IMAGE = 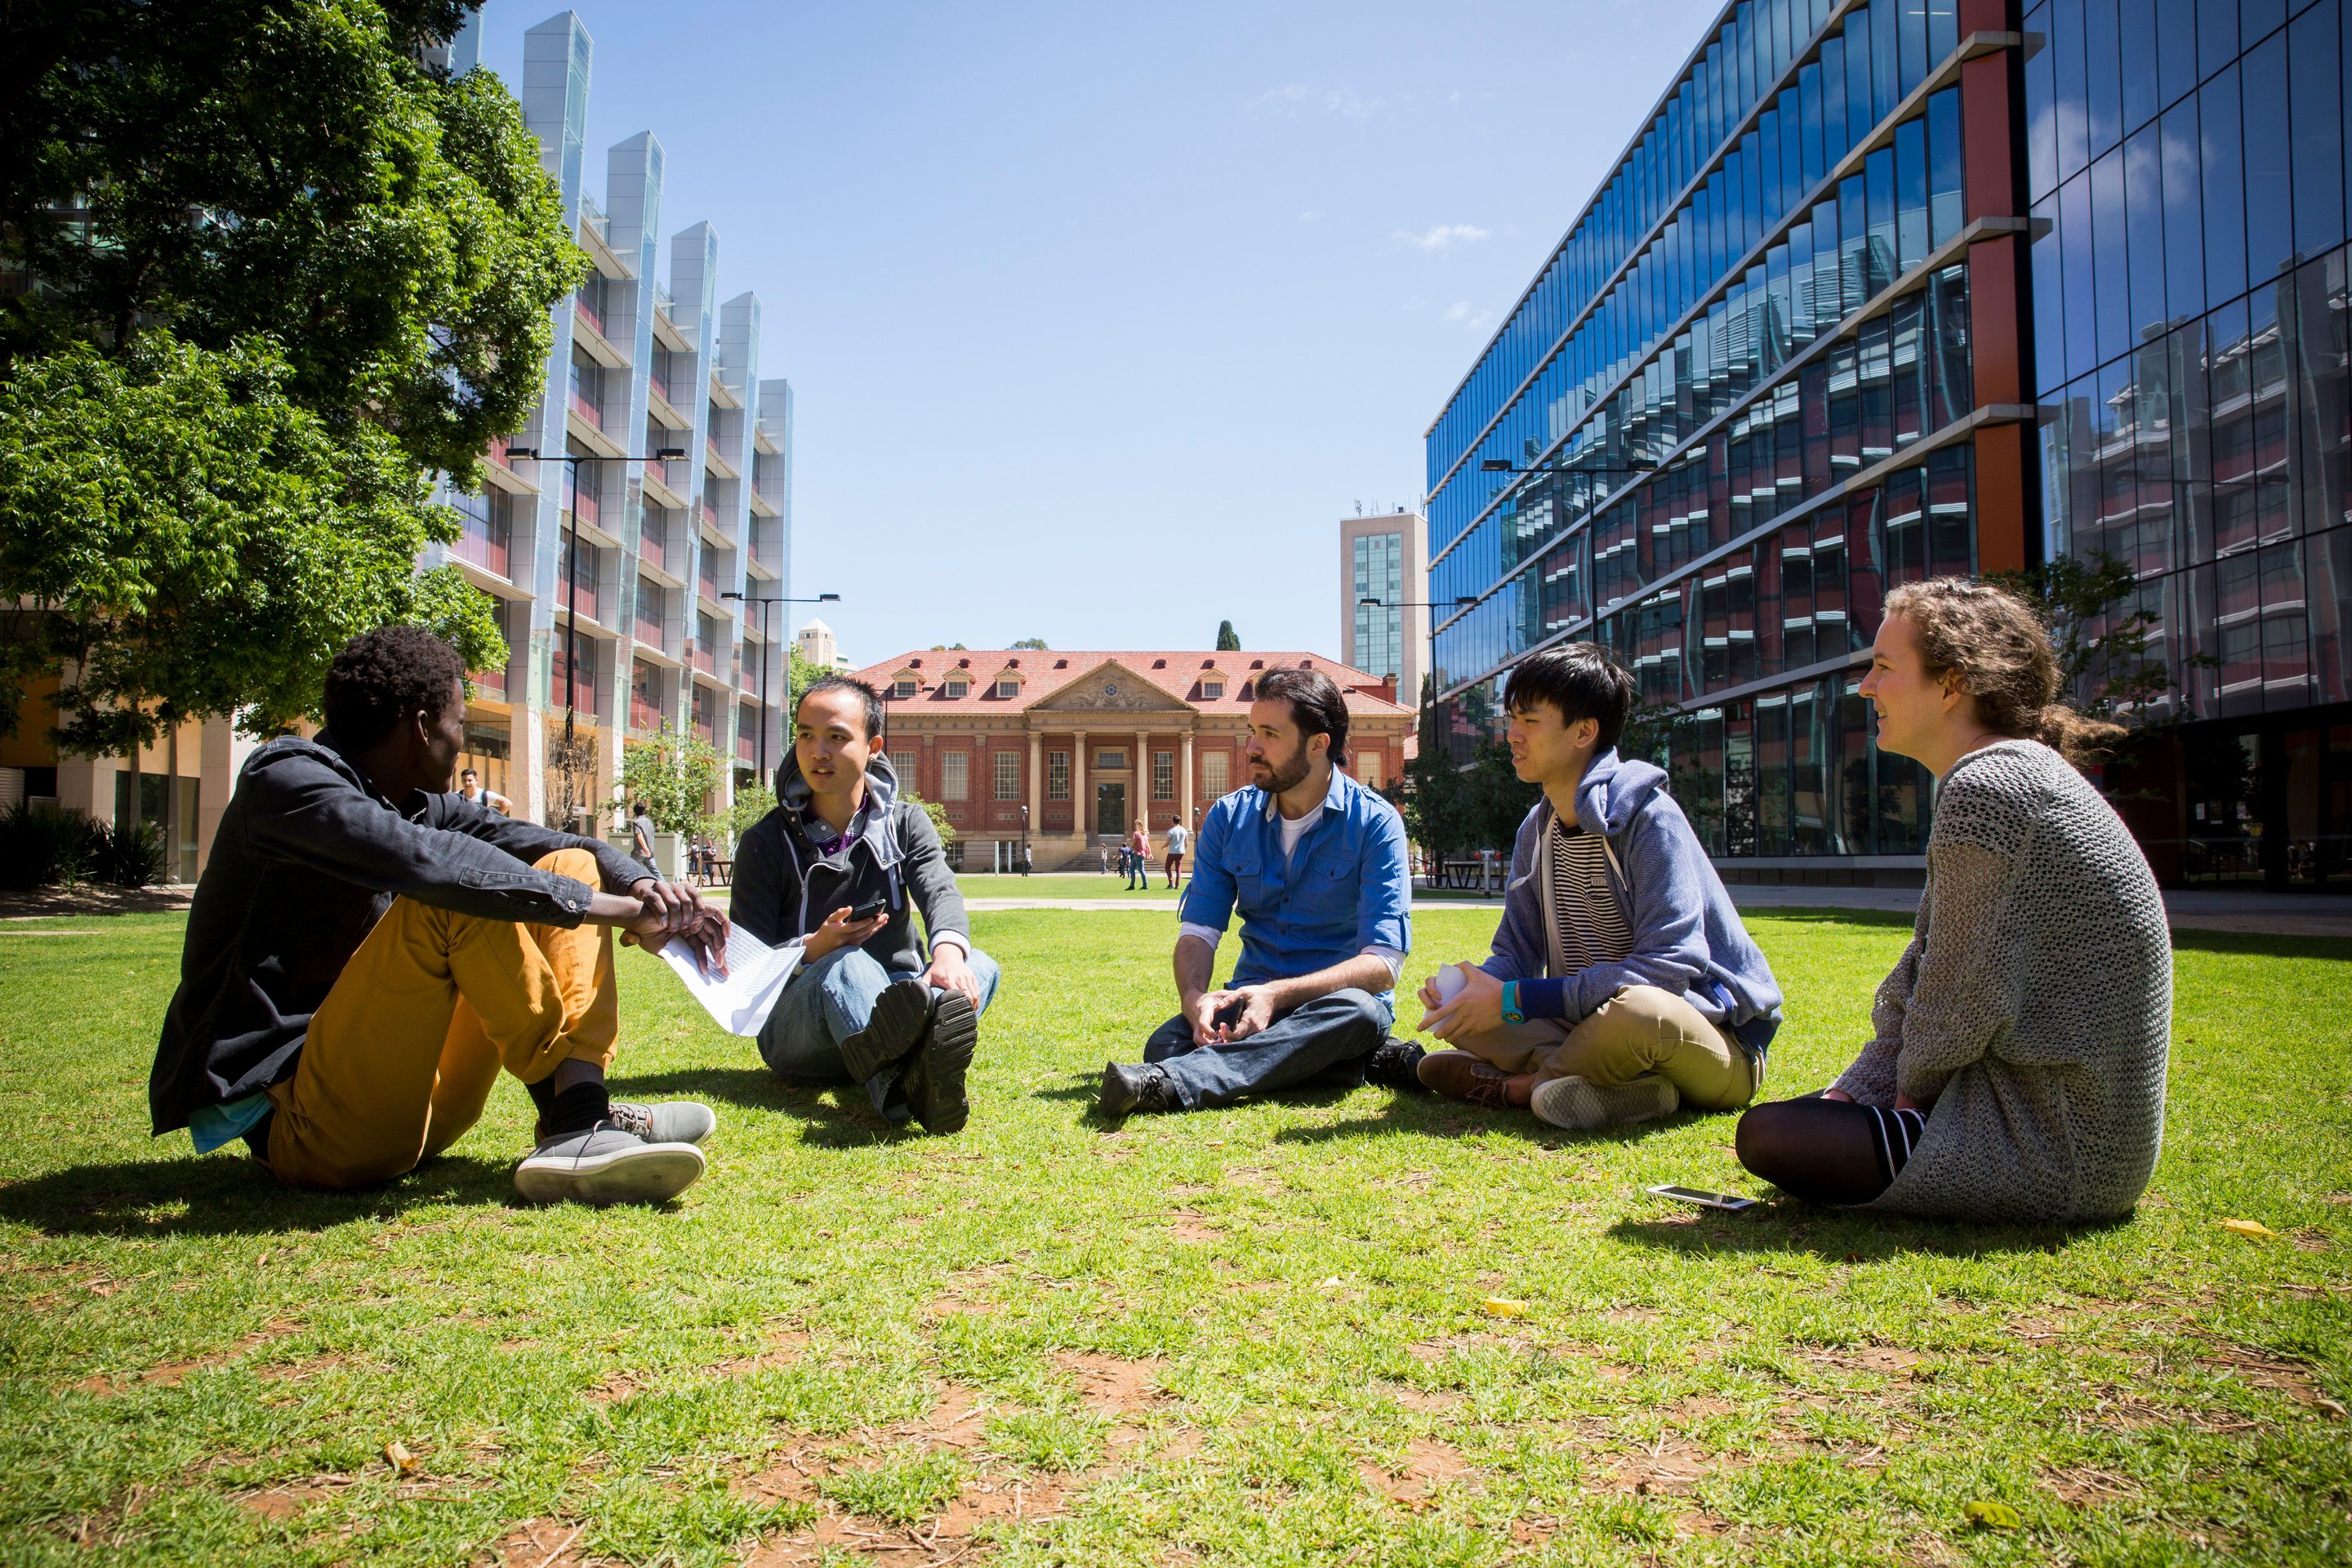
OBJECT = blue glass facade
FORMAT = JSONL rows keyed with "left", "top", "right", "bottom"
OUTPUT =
{"left": 1425, "top": 0, "right": 2352, "bottom": 884}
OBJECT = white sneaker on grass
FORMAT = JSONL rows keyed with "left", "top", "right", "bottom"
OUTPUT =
{"left": 514, "top": 1123, "right": 705, "bottom": 1205}
{"left": 1529, "top": 1074, "right": 1680, "bottom": 1132}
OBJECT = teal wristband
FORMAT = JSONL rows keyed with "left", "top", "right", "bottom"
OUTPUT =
{"left": 1501, "top": 980, "right": 1525, "bottom": 1027}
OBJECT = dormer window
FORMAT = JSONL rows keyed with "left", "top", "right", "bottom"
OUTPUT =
{"left": 942, "top": 675, "right": 970, "bottom": 697}
{"left": 1200, "top": 677, "right": 1226, "bottom": 700}
{"left": 890, "top": 671, "right": 920, "bottom": 700}
{"left": 993, "top": 675, "right": 1021, "bottom": 698}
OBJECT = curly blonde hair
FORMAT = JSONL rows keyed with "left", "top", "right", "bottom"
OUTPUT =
{"left": 1880, "top": 577, "right": 2125, "bottom": 768}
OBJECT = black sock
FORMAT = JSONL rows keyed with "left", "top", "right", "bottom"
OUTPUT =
{"left": 242, "top": 1108, "right": 274, "bottom": 1164}
{"left": 539, "top": 1080, "right": 611, "bottom": 1138}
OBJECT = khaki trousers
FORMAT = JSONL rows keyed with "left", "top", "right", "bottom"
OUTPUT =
{"left": 262, "top": 849, "right": 618, "bottom": 1188}
{"left": 1447, "top": 983, "right": 1757, "bottom": 1112}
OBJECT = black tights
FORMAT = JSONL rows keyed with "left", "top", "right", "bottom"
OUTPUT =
{"left": 1735, "top": 1094, "right": 1929, "bottom": 1206}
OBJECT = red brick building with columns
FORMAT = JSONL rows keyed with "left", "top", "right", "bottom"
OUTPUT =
{"left": 846, "top": 650, "right": 1416, "bottom": 871}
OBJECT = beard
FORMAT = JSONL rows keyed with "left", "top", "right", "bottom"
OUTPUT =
{"left": 1252, "top": 744, "right": 1312, "bottom": 796}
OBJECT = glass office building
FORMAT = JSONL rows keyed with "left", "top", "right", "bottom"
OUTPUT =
{"left": 1424, "top": 0, "right": 2352, "bottom": 886}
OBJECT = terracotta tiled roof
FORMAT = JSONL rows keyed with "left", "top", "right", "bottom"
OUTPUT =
{"left": 847, "top": 650, "right": 1412, "bottom": 717}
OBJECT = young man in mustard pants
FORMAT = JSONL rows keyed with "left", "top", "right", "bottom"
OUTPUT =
{"left": 150, "top": 627, "right": 730, "bottom": 1204}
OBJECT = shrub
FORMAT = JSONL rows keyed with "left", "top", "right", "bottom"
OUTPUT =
{"left": 96, "top": 819, "right": 167, "bottom": 887}
{"left": 0, "top": 803, "right": 103, "bottom": 890}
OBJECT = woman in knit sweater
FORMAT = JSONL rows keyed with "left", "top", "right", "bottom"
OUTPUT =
{"left": 1735, "top": 579, "right": 2172, "bottom": 1223}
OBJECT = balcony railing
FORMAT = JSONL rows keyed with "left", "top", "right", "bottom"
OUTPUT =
{"left": 697, "top": 498, "right": 717, "bottom": 530}
{"left": 470, "top": 664, "right": 507, "bottom": 698}
{"left": 630, "top": 695, "right": 662, "bottom": 734}
{"left": 639, "top": 524, "right": 670, "bottom": 573}
{"left": 570, "top": 390, "right": 603, "bottom": 430}
{"left": 576, "top": 293, "right": 606, "bottom": 338}
{"left": 560, "top": 577, "right": 600, "bottom": 619}
{"left": 698, "top": 564, "right": 720, "bottom": 603}
{"left": 689, "top": 642, "right": 715, "bottom": 675}
{"left": 737, "top": 733, "right": 757, "bottom": 764}
{"left": 648, "top": 368, "right": 670, "bottom": 405}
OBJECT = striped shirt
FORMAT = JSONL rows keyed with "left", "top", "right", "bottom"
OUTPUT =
{"left": 1547, "top": 816, "right": 1631, "bottom": 976}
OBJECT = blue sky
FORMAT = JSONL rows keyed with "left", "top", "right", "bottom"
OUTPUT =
{"left": 476, "top": 0, "right": 1721, "bottom": 667}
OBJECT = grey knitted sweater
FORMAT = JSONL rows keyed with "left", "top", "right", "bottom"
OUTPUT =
{"left": 1832, "top": 740, "right": 2172, "bottom": 1223}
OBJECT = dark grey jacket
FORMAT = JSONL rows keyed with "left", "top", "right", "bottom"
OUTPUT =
{"left": 149, "top": 732, "right": 646, "bottom": 1134}
{"left": 732, "top": 752, "right": 967, "bottom": 975}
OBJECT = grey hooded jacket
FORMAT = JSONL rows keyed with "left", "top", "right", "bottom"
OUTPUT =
{"left": 730, "top": 751, "right": 967, "bottom": 973}
{"left": 1479, "top": 748, "right": 1783, "bottom": 1056}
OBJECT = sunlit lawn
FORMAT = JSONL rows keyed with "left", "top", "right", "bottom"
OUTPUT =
{"left": 0, "top": 906, "right": 2346, "bottom": 1566}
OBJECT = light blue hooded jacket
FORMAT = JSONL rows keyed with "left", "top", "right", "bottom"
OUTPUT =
{"left": 1479, "top": 747, "right": 1784, "bottom": 1058}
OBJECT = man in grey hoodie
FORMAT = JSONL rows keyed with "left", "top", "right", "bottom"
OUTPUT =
{"left": 1415, "top": 643, "right": 1782, "bottom": 1131}
{"left": 732, "top": 676, "right": 996, "bottom": 1134}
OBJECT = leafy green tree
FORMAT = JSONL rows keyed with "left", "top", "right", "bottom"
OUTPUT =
{"left": 902, "top": 787, "right": 955, "bottom": 847}
{"left": 621, "top": 724, "right": 724, "bottom": 837}
{"left": 1989, "top": 552, "right": 2184, "bottom": 726}
{"left": 1215, "top": 621, "right": 1241, "bottom": 652}
{"left": 1009, "top": 637, "right": 1049, "bottom": 650}
{"left": 0, "top": 0, "right": 580, "bottom": 752}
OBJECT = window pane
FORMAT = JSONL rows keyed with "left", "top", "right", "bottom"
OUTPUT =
{"left": 2126, "top": 125, "right": 2167, "bottom": 353}
{"left": 2240, "top": 33, "right": 2292, "bottom": 287}
{"left": 2202, "top": 65, "right": 2247, "bottom": 308}
{"left": 2054, "top": 0, "right": 2091, "bottom": 180}
{"left": 2120, "top": 0, "right": 2158, "bottom": 135}
{"left": 1929, "top": 88, "right": 1963, "bottom": 247}
{"left": 2156, "top": 0, "right": 2198, "bottom": 108}
{"left": 2291, "top": 0, "right": 2344, "bottom": 260}
{"left": 2034, "top": 195, "right": 2069, "bottom": 394}
{"left": 2026, "top": 4, "right": 2060, "bottom": 201}
{"left": 2197, "top": 0, "right": 2237, "bottom": 82}
{"left": 2162, "top": 98, "right": 2206, "bottom": 319}
{"left": 2084, "top": 0, "right": 2123, "bottom": 158}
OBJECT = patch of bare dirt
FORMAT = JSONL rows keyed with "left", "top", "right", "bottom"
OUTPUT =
{"left": 1797, "top": 1343, "right": 1923, "bottom": 1377}
{"left": 72, "top": 1320, "right": 306, "bottom": 1396}
{"left": 711, "top": 1328, "right": 810, "bottom": 1376}
{"left": 2047, "top": 1465, "right": 2143, "bottom": 1505}
{"left": 1361, "top": 1438, "right": 1478, "bottom": 1510}
{"left": 1603, "top": 1305, "right": 1662, "bottom": 1324}
{"left": 1222, "top": 1165, "right": 1280, "bottom": 1193}
{"left": 236, "top": 1481, "right": 339, "bottom": 1522}
{"left": 1594, "top": 1438, "right": 1719, "bottom": 1496}
{"left": 584, "top": 1371, "right": 640, "bottom": 1405}
{"left": 2197, "top": 1341, "right": 2338, "bottom": 1412}
{"left": 1162, "top": 1211, "right": 1221, "bottom": 1244}
{"left": 489, "top": 1517, "right": 596, "bottom": 1566}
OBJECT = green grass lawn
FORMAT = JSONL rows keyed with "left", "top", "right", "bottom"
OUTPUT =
{"left": 0, "top": 908, "right": 2347, "bottom": 1566}
{"left": 954, "top": 874, "right": 1184, "bottom": 901}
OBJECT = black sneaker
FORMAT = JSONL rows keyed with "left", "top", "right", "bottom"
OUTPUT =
{"left": 840, "top": 978, "right": 934, "bottom": 1084}
{"left": 514, "top": 1122, "right": 705, "bottom": 1205}
{"left": 1363, "top": 1036, "right": 1428, "bottom": 1092}
{"left": 1097, "top": 1061, "right": 1182, "bottom": 1116}
{"left": 901, "top": 990, "right": 978, "bottom": 1135}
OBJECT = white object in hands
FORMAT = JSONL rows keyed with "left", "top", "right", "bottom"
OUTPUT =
{"left": 661, "top": 924, "right": 802, "bottom": 1036}
{"left": 1431, "top": 962, "right": 1470, "bottom": 1003}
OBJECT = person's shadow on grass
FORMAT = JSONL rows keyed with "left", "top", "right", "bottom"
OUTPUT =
{"left": 1606, "top": 1205, "right": 2133, "bottom": 1260}
{"left": 0, "top": 1151, "right": 522, "bottom": 1238}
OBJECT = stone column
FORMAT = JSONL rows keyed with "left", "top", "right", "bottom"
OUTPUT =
{"left": 1027, "top": 728, "right": 1042, "bottom": 844}
{"left": 1134, "top": 728, "right": 1149, "bottom": 829}
{"left": 1072, "top": 729, "right": 1089, "bottom": 844}
{"left": 1180, "top": 730, "right": 1194, "bottom": 826}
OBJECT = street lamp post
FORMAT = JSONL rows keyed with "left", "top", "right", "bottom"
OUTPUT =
{"left": 719, "top": 590, "right": 842, "bottom": 786}
{"left": 503, "top": 445, "right": 687, "bottom": 753}
{"left": 1359, "top": 594, "right": 1477, "bottom": 710}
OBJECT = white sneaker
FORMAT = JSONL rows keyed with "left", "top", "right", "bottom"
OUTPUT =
{"left": 1530, "top": 1074, "right": 1680, "bottom": 1131}
{"left": 607, "top": 1100, "right": 717, "bottom": 1145}
{"left": 514, "top": 1122, "right": 706, "bottom": 1205}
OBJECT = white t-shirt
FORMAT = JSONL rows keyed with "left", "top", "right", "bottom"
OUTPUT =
{"left": 1165, "top": 824, "right": 1190, "bottom": 855}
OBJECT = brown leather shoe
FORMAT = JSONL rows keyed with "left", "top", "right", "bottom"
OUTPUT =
{"left": 1415, "top": 1049, "right": 1513, "bottom": 1108}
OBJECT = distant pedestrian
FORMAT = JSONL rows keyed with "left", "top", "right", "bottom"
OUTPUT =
{"left": 1126, "top": 818, "right": 1149, "bottom": 889}
{"left": 630, "top": 802, "right": 657, "bottom": 875}
{"left": 1164, "top": 815, "right": 1190, "bottom": 888}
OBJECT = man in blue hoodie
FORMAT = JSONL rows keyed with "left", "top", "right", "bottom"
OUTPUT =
{"left": 1415, "top": 643, "right": 1782, "bottom": 1132}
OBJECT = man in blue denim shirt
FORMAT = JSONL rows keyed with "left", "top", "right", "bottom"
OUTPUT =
{"left": 1098, "top": 668, "right": 1414, "bottom": 1115}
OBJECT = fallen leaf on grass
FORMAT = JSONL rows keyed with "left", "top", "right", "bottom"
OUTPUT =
{"left": 2221, "top": 1218, "right": 2279, "bottom": 1238}
{"left": 1963, "top": 1500, "right": 2020, "bottom": 1529}
{"left": 1481, "top": 1298, "right": 1528, "bottom": 1318}
{"left": 1317, "top": 1276, "right": 1344, "bottom": 1290}
{"left": 2316, "top": 1396, "right": 2348, "bottom": 1419}
{"left": 383, "top": 1441, "right": 418, "bottom": 1476}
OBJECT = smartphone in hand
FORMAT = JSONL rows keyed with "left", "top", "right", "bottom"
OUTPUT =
{"left": 849, "top": 898, "right": 888, "bottom": 924}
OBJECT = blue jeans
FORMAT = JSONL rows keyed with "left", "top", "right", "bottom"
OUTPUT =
{"left": 758, "top": 945, "right": 1000, "bottom": 1118}
{"left": 1142, "top": 987, "right": 1392, "bottom": 1110}
{"left": 1125, "top": 851, "right": 1147, "bottom": 889}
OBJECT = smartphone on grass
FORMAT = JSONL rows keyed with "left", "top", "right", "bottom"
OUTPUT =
{"left": 1646, "top": 1184, "right": 1758, "bottom": 1213}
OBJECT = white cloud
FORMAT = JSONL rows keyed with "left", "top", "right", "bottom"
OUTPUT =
{"left": 1257, "top": 84, "right": 1390, "bottom": 121}
{"left": 1399, "top": 223, "right": 1491, "bottom": 253}
{"left": 1440, "top": 301, "right": 1494, "bottom": 332}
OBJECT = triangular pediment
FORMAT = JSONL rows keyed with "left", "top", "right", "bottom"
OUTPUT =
{"left": 1032, "top": 660, "right": 1192, "bottom": 713}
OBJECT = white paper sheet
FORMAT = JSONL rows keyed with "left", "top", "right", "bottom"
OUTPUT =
{"left": 660, "top": 923, "right": 802, "bottom": 1036}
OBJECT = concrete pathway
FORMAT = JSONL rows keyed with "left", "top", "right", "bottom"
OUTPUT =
{"left": 969, "top": 885, "right": 2352, "bottom": 938}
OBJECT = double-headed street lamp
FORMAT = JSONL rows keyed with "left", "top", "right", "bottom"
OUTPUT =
{"left": 720, "top": 590, "right": 841, "bottom": 786}
{"left": 503, "top": 443, "right": 685, "bottom": 754}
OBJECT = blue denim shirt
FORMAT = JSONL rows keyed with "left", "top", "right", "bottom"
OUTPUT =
{"left": 1178, "top": 768, "right": 1411, "bottom": 995}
